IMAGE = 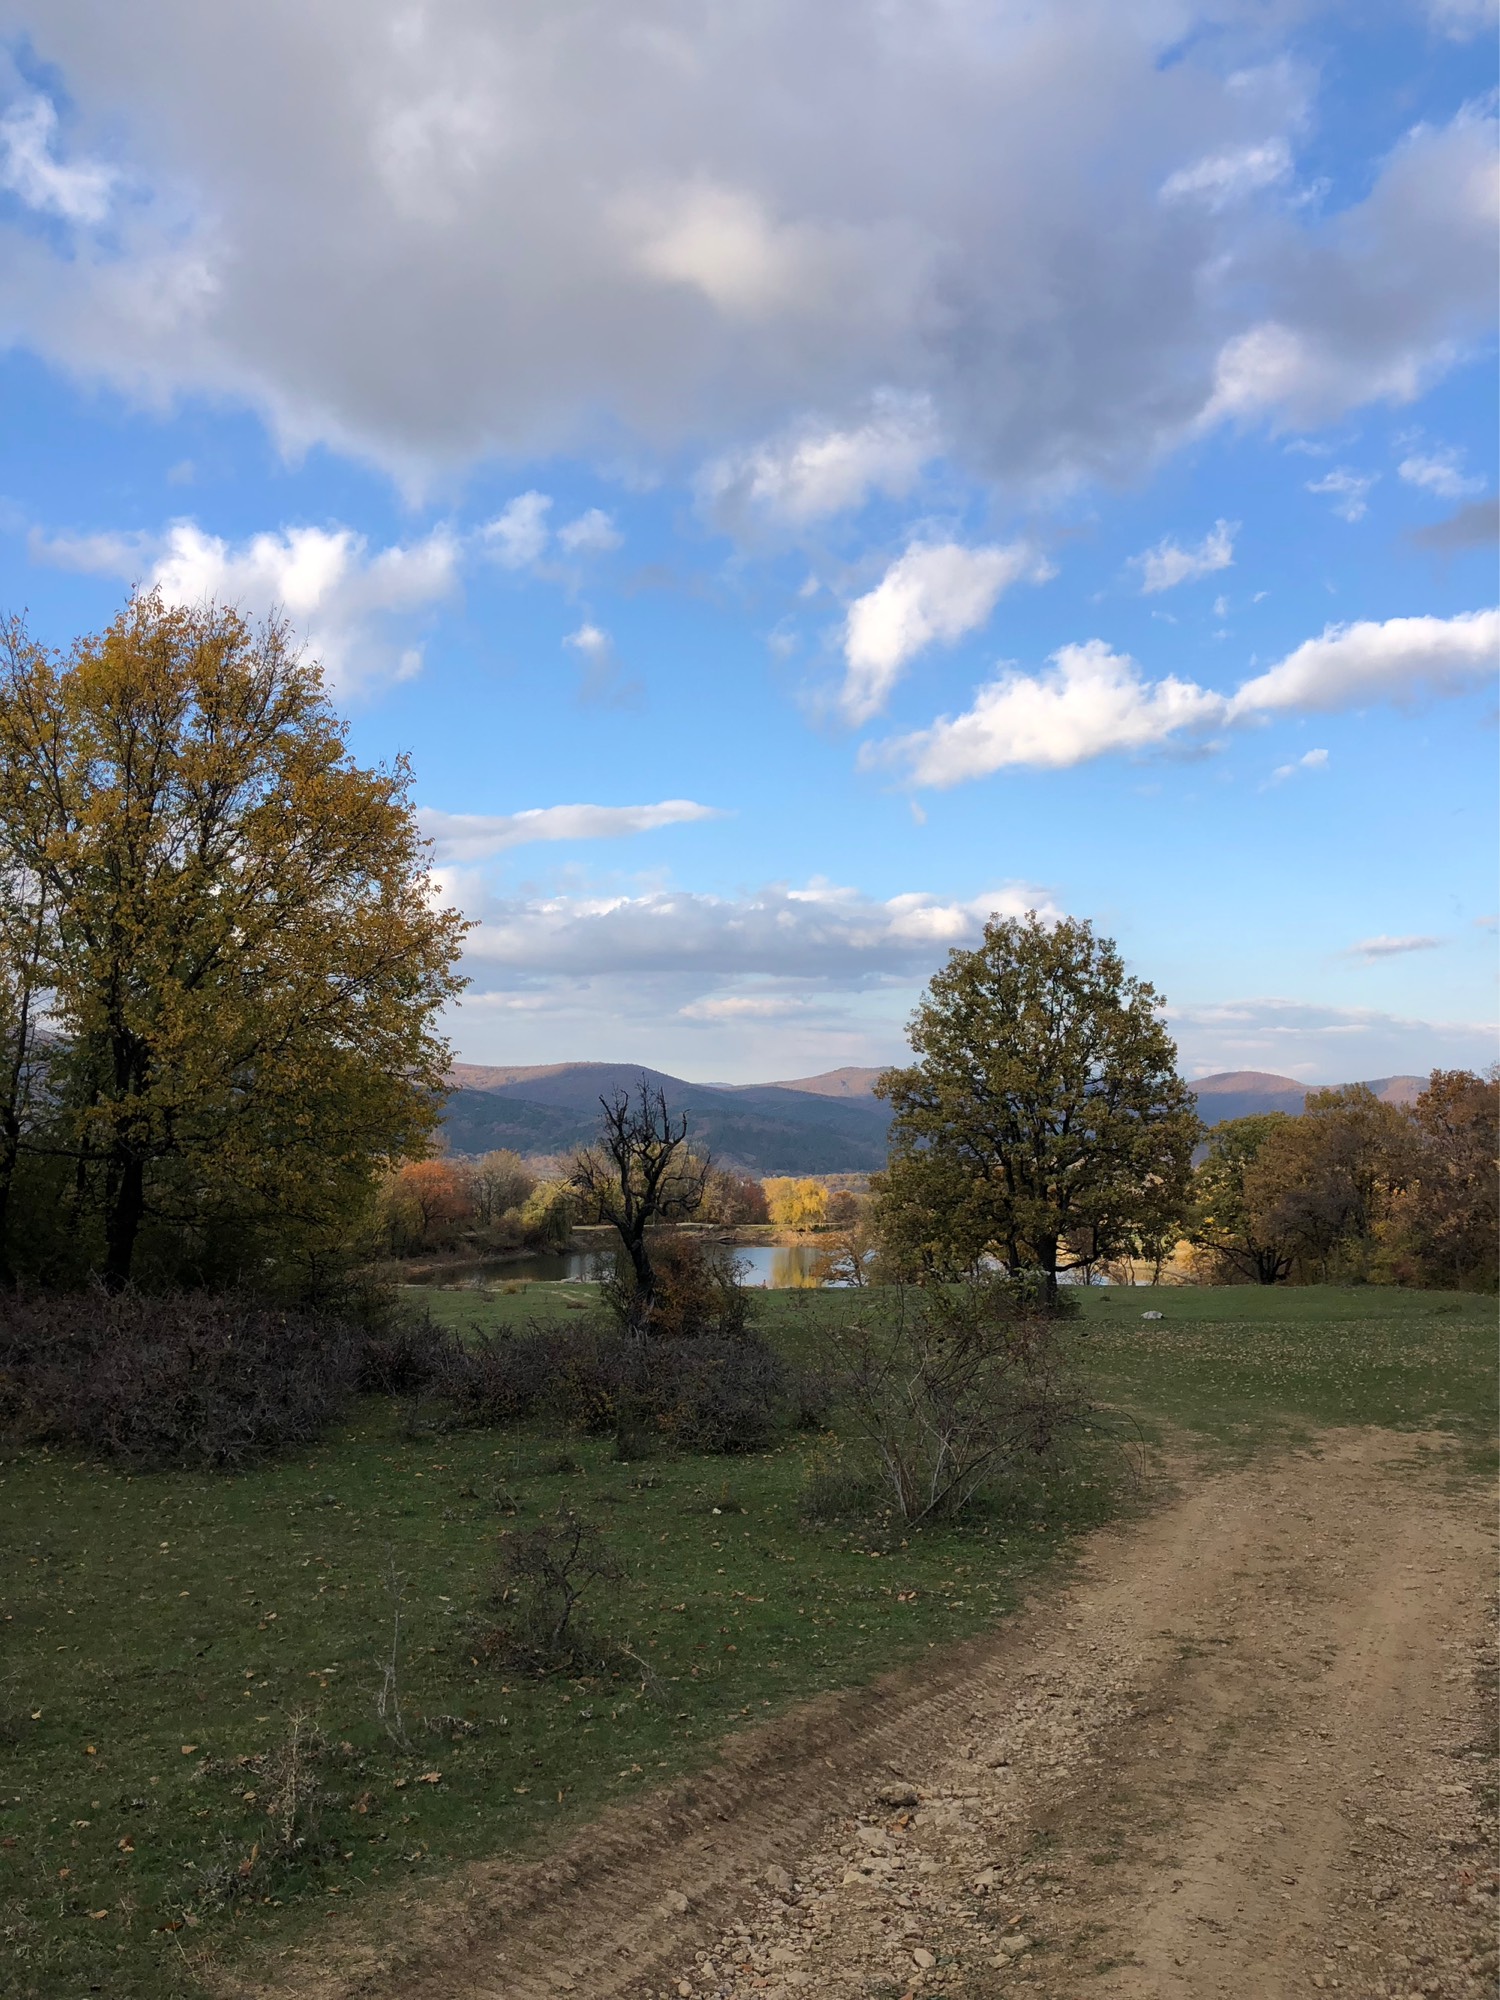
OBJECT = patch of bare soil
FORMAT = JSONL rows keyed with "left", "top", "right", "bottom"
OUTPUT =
{"left": 231, "top": 1430, "right": 1497, "bottom": 2000}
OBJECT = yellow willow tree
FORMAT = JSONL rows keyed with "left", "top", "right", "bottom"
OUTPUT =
{"left": 0, "top": 594, "right": 468, "bottom": 1289}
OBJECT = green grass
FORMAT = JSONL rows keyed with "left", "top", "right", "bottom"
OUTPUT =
{"left": 0, "top": 1279, "right": 1493, "bottom": 1997}
{"left": 1073, "top": 1282, "right": 1497, "bottom": 1463}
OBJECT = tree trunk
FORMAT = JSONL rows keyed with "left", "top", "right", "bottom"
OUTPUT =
{"left": 103, "top": 1148, "right": 145, "bottom": 1291}
{"left": 1037, "top": 1236, "right": 1060, "bottom": 1305}
{"left": 622, "top": 1223, "right": 655, "bottom": 1334}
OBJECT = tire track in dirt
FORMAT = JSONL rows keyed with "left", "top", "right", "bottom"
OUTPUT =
{"left": 226, "top": 1430, "right": 1496, "bottom": 2000}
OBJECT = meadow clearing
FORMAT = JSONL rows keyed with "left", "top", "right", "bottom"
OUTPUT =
{"left": 0, "top": 1282, "right": 1494, "bottom": 1999}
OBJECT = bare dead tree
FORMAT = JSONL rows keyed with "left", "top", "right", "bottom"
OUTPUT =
{"left": 569, "top": 1075, "right": 710, "bottom": 1334}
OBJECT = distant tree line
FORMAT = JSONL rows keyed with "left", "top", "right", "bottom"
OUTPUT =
{"left": 1189, "top": 1071, "right": 1497, "bottom": 1290}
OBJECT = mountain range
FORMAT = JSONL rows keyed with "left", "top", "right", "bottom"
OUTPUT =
{"left": 440, "top": 1063, "right": 1426, "bottom": 1176}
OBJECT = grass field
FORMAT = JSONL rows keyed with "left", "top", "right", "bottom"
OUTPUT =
{"left": 1, "top": 1280, "right": 1493, "bottom": 1997}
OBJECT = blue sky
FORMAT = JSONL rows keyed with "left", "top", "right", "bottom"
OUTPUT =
{"left": 0, "top": 0, "right": 1495, "bottom": 1083}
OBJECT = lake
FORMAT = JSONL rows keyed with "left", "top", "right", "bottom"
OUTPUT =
{"left": 404, "top": 1242, "right": 851, "bottom": 1290}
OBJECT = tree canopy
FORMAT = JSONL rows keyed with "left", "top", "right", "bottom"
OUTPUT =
{"left": 1192, "top": 1071, "right": 1497, "bottom": 1289}
{"left": 874, "top": 913, "right": 1199, "bottom": 1295}
{"left": 0, "top": 593, "right": 468, "bottom": 1289}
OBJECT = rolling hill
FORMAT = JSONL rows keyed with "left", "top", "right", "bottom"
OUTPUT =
{"left": 440, "top": 1062, "right": 893, "bottom": 1173}
{"left": 438, "top": 1062, "right": 1428, "bottom": 1173}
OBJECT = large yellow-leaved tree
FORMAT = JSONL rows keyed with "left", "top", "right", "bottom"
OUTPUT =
{"left": 0, "top": 593, "right": 468, "bottom": 1289}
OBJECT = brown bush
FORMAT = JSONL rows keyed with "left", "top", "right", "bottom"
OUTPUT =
{"left": 0, "top": 1289, "right": 365, "bottom": 1468}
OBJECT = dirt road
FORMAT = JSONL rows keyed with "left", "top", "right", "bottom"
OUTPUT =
{"left": 255, "top": 1431, "right": 1496, "bottom": 2000}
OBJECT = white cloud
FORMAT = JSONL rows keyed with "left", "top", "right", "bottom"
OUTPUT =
{"left": 873, "top": 606, "right": 1498, "bottom": 784}
{"left": 1306, "top": 468, "right": 1377, "bottom": 521}
{"left": 678, "top": 993, "right": 825, "bottom": 1022}
{"left": 1398, "top": 447, "right": 1486, "bottom": 501}
{"left": 32, "top": 516, "right": 460, "bottom": 690}
{"left": 3, "top": 15, "right": 1490, "bottom": 493}
{"left": 874, "top": 639, "right": 1227, "bottom": 787}
{"left": 1426, "top": 0, "right": 1499, "bottom": 37}
{"left": 563, "top": 620, "right": 639, "bottom": 707}
{"left": 481, "top": 491, "right": 552, "bottom": 568}
{"left": 841, "top": 540, "right": 1050, "bottom": 724}
{"left": 1160, "top": 138, "right": 1292, "bottom": 210}
{"left": 1131, "top": 519, "right": 1237, "bottom": 593}
{"left": 1267, "top": 746, "right": 1328, "bottom": 784}
{"left": 1169, "top": 994, "right": 1495, "bottom": 1079}
{"left": 1199, "top": 106, "right": 1498, "bottom": 436}
{"left": 452, "top": 876, "right": 1058, "bottom": 982}
{"left": 557, "top": 508, "right": 622, "bottom": 554}
{"left": 1347, "top": 934, "right": 1443, "bottom": 959}
{"left": 0, "top": 93, "right": 114, "bottom": 224}
{"left": 700, "top": 392, "right": 938, "bottom": 529}
{"left": 418, "top": 799, "right": 721, "bottom": 864}
{"left": 565, "top": 621, "right": 608, "bottom": 660}
{"left": 1228, "top": 607, "right": 1500, "bottom": 715}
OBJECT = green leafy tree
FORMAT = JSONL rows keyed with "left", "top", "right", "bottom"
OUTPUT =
{"left": 1190, "top": 1113, "right": 1299, "bottom": 1284}
{"left": 0, "top": 594, "right": 468, "bottom": 1289}
{"left": 874, "top": 913, "right": 1199, "bottom": 1299}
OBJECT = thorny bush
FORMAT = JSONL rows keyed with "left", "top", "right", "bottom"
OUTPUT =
{"left": 479, "top": 1511, "right": 625, "bottom": 1673}
{"left": 814, "top": 1277, "right": 1084, "bottom": 1525}
{"left": 0, "top": 1289, "right": 366, "bottom": 1468}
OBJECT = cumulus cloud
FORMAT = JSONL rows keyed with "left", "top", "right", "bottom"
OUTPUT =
{"left": 873, "top": 640, "right": 1227, "bottom": 786}
{"left": 1131, "top": 519, "right": 1236, "bottom": 593}
{"left": 32, "top": 516, "right": 461, "bottom": 689}
{"left": 0, "top": 11, "right": 1490, "bottom": 490}
{"left": 1306, "top": 469, "right": 1377, "bottom": 521}
{"left": 1228, "top": 607, "right": 1500, "bottom": 715}
{"left": 1160, "top": 138, "right": 1292, "bottom": 210}
{"left": 418, "top": 799, "right": 721, "bottom": 864}
{"left": 563, "top": 619, "right": 641, "bottom": 708}
{"left": 1267, "top": 746, "right": 1328, "bottom": 784}
{"left": 1347, "top": 934, "right": 1443, "bottom": 959}
{"left": 1398, "top": 447, "right": 1486, "bottom": 500}
{"left": 481, "top": 492, "right": 552, "bottom": 568}
{"left": 0, "top": 92, "right": 114, "bottom": 224}
{"left": 557, "top": 508, "right": 622, "bottom": 554}
{"left": 1199, "top": 105, "right": 1497, "bottom": 434}
{"left": 452, "top": 876, "right": 1058, "bottom": 983}
{"left": 840, "top": 540, "right": 1050, "bottom": 723}
{"left": 872, "top": 607, "right": 1498, "bottom": 784}
{"left": 700, "top": 392, "right": 938, "bottom": 529}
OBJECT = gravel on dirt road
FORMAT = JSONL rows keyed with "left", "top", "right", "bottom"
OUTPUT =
{"left": 233, "top": 1429, "right": 1496, "bottom": 2000}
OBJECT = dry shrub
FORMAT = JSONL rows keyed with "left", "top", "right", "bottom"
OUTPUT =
{"left": 192, "top": 1712, "right": 338, "bottom": 1909}
{"left": 812, "top": 1278, "right": 1082, "bottom": 1524}
{"left": 478, "top": 1512, "right": 624, "bottom": 1673}
{"left": 0, "top": 1289, "right": 365, "bottom": 1468}
{"left": 601, "top": 1234, "right": 752, "bottom": 1340}
{"left": 431, "top": 1316, "right": 799, "bottom": 1456}
{"left": 356, "top": 1311, "right": 460, "bottom": 1394}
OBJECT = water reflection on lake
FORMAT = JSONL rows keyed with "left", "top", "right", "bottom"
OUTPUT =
{"left": 406, "top": 1242, "right": 850, "bottom": 1291}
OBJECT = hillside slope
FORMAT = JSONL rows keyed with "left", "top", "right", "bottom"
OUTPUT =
{"left": 440, "top": 1062, "right": 891, "bottom": 1173}
{"left": 439, "top": 1062, "right": 1428, "bottom": 1170}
